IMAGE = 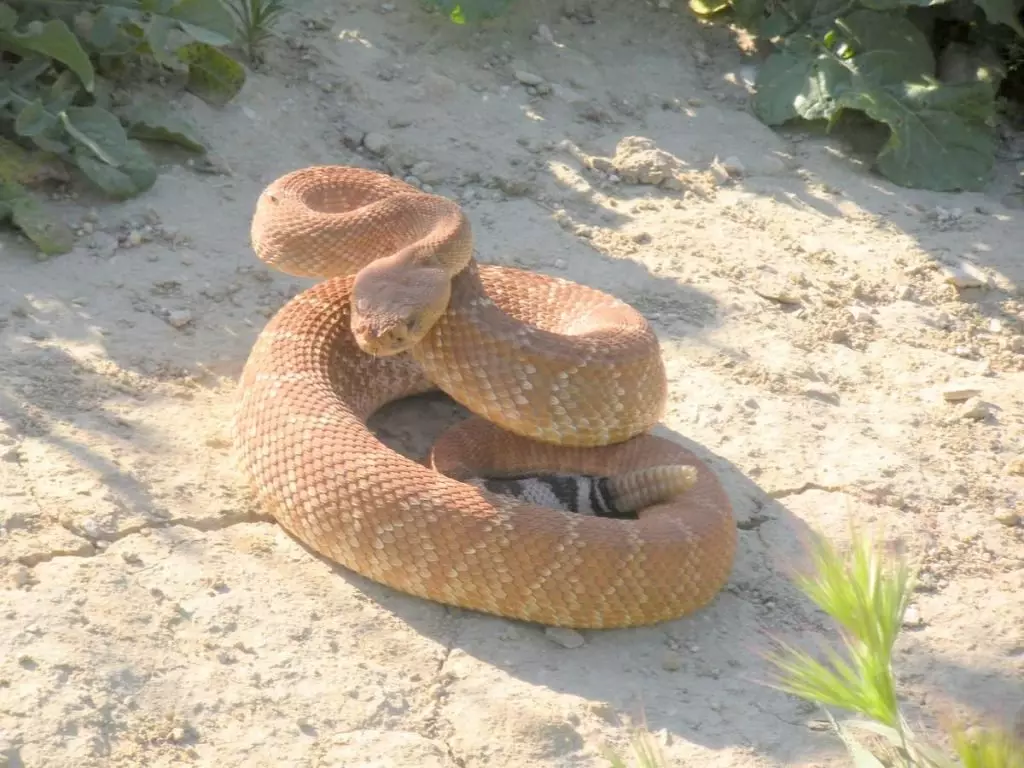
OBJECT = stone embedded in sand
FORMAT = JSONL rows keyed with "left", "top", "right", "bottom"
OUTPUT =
{"left": 544, "top": 627, "right": 585, "bottom": 648}
{"left": 362, "top": 132, "right": 391, "bottom": 156}
{"left": 958, "top": 397, "right": 990, "bottom": 420}
{"left": 940, "top": 261, "right": 988, "bottom": 289}
{"left": 941, "top": 382, "right": 982, "bottom": 402}
{"left": 514, "top": 70, "right": 545, "bottom": 86}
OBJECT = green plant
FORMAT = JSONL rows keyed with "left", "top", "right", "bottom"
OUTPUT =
{"left": 763, "top": 526, "right": 1024, "bottom": 768}
{"left": 223, "top": 0, "right": 290, "bottom": 63}
{"left": 599, "top": 723, "right": 669, "bottom": 768}
{"left": 0, "top": 0, "right": 249, "bottom": 256}
{"left": 688, "top": 0, "right": 1024, "bottom": 192}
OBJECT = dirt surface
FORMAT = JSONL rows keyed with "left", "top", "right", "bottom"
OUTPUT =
{"left": 2, "top": 1, "right": 1023, "bottom": 766}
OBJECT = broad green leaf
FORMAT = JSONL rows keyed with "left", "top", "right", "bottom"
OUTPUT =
{"left": 689, "top": 0, "right": 730, "bottom": 14}
{"left": 0, "top": 181, "right": 75, "bottom": 257}
{"left": 177, "top": 42, "right": 246, "bottom": 105}
{"left": 0, "top": 3, "right": 16, "bottom": 31}
{"left": 72, "top": 141, "right": 158, "bottom": 199}
{"left": 119, "top": 102, "right": 206, "bottom": 152}
{"left": 14, "top": 99, "right": 56, "bottom": 138}
{"left": 729, "top": 0, "right": 767, "bottom": 25}
{"left": 168, "top": 0, "right": 237, "bottom": 46}
{"left": 144, "top": 15, "right": 189, "bottom": 71}
{"left": 60, "top": 105, "right": 130, "bottom": 166}
{"left": 973, "top": 0, "right": 1024, "bottom": 36}
{"left": 1, "top": 19, "right": 94, "bottom": 92}
{"left": 88, "top": 8, "right": 127, "bottom": 49}
{"left": 858, "top": 0, "right": 955, "bottom": 7}
{"left": 759, "top": 0, "right": 852, "bottom": 36}
{"left": 752, "top": 49, "right": 850, "bottom": 125}
{"left": 8, "top": 55, "right": 51, "bottom": 87}
{"left": 836, "top": 80, "right": 996, "bottom": 191}
{"left": 830, "top": 11, "right": 935, "bottom": 84}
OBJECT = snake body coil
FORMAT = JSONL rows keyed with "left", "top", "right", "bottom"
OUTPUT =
{"left": 233, "top": 166, "right": 736, "bottom": 628}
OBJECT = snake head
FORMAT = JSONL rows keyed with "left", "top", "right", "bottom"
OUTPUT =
{"left": 351, "top": 261, "right": 452, "bottom": 356}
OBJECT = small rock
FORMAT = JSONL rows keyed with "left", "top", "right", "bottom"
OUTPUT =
{"left": 341, "top": 128, "right": 365, "bottom": 149}
{"left": 9, "top": 565, "right": 31, "bottom": 588}
{"left": 902, "top": 605, "right": 925, "bottom": 628}
{"left": 720, "top": 156, "right": 745, "bottom": 177}
{"left": 553, "top": 258, "right": 567, "bottom": 270}
{"left": 940, "top": 262, "right": 987, "bottom": 289}
{"left": 941, "top": 383, "right": 981, "bottom": 402}
{"left": 1006, "top": 457, "right": 1024, "bottom": 476}
{"left": 993, "top": 510, "right": 1020, "bottom": 527}
{"left": 545, "top": 627, "right": 585, "bottom": 648}
{"left": 847, "top": 305, "right": 875, "bottom": 324}
{"left": 166, "top": 309, "right": 193, "bottom": 329}
{"left": 661, "top": 651, "right": 683, "bottom": 671}
{"left": 535, "top": 24, "right": 555, "bottom": 44}
{"left": 957, "top": 397, "right": 990, "bottom": 420}
{"left": 362, "top": 132, "right": 391, "bottom": 156}
{"left": 514, "top": 69, "right": 545, "bottom": 86}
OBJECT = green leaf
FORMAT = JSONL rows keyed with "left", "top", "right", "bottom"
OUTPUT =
{"left": 72, "top": 141, "right": 158, "bottom": 199}
{"left": 0, "top": 181, "right": 75, "bottom": 257}
{"left": 167, "top": 0, "right": 237, "bottom": 46}
{"left": 830, "top": 11, "right": 935, "bottom": 84}
{"left": 60, "top": 105, "right": 130, "bottom": 166}
{"left": 14, "top": 99, "right": 57, "bottom": 138}
{"left": 752, "top": 49, "right": 850, "bottom": 125}
{"left": 830, "top": 715, "right": 888, "bottom": 768}
{"left": 119, "top": 102, "right": 206, "bottom": 152}
{"left": 857, "top": 0, "right": 955, "bottom": 8}
{"left": 973, "top": 0, "right": 1024, "bottom": 37}
{"left": 836, "top": 80, "right": 996, "bottom": 191}
{"left": 0, "top": 3, "right": 16, "bottom": 31}
{"left": 143, "top": 15, "right": 189, "bottom": 71}
{"left": 689, "top": 0, "right": 731, "bottom": 13}
{"left": 177, "top": 42, "right": 246, "bottom": 105}
{"left": 1, "top": 19, "right": 94, "bottom": 92}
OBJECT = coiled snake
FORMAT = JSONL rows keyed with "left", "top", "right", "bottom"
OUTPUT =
{"left": 232, "top": 166, "right": 736, "bottom": 628}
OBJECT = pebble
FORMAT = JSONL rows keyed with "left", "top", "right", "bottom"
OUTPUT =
{"left": 1007, "top": 457, "right": 1024, "bottom": 476}
{"left": 362, "top": 132, "right": 391, "bottom": 156}
{"left": 941, "top": 383, "right": 981, "bottom": 402}
{"left": 940, "top": 261, "right": 987, "bottom": 289}
{"left": 902, "top": 605, "right": 925, "bottom": 628}
{"left": 553, "top": 258, "right": 567, "bottom": 269}
{"left": 661, "top": 651, "right": 683, "bottom": 671}
{"left": 545, "top": 627, "right": 585, "bottom": 648}
{"left": 847, "top": 305, "right": 875, "bottom": 324}
{"left": 720, "top": 156, "right": 745, "bottom": 177}
{"left": 957, "top": 397, "right": 990, "bottom": 420}
{"left": 166, "top": 309, "right": 193, "bottom": 329}
{"left": 993, "top": 509, "right": 1020, "bottom": 527}
{"left": 514, "top": 70, "right": 545, "bottom": 86}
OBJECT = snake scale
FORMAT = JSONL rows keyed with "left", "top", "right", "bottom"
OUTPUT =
{"left": 232, "top": 166, "right": 736, "bottom": 629}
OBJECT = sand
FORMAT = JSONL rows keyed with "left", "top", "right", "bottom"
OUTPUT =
{"left": 1, "top": 1, "right": 1022, "bottom": 766}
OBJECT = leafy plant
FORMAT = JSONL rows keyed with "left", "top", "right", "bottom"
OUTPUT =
{"left": 762, "top": 526, "right": 1024, "bottom": 768}
{"left": 689, "top": 0, "right": 1024, "bottom": 192}
{"left": 420, "top": 0, "right": 514, "bottom": 24}
{"left": 223, "top": 0, "right": 290, "bottom": 63}
{"left": 0, "top": 0, "right": 249, "bottom": 256}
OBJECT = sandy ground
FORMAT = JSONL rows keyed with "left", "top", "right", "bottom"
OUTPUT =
{"left": 2, "top": 1, "right": 1023, "bottom": 766}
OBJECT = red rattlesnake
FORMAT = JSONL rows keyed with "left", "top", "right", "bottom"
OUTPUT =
{"left": 232, "top": 166, "right": 736, "bottom": 628}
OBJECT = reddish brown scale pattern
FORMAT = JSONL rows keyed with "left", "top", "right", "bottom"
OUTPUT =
{"left": 234, "top": 166, "right": 737, "bottom": 628}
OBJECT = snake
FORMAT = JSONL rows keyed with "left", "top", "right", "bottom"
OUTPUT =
{"left": 232, "top": 165, "right": 737, "bottom": 629}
